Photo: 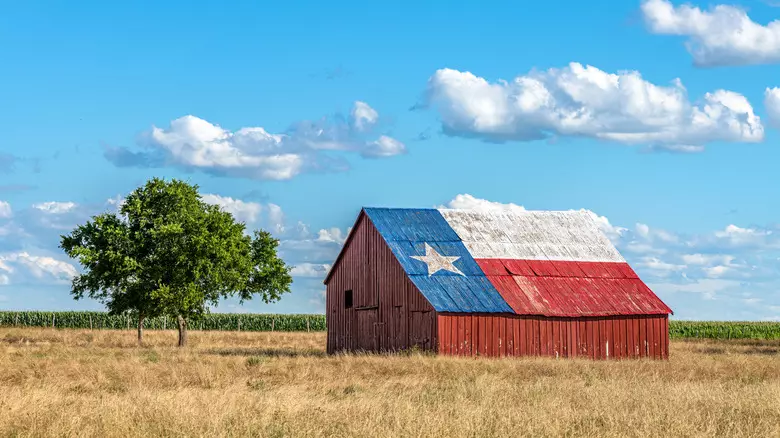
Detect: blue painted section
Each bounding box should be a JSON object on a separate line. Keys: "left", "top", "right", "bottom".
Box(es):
{"left": 365, "top": 208, "right": 461, "bottom": 242}
{"left": 364, "top": 208, "right": 512, "bottom": 313}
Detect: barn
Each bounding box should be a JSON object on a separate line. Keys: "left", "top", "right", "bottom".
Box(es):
{"left": 323, "top": 207, "right": 673, "bottom": 359}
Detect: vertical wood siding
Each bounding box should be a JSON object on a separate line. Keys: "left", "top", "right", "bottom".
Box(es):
{"left": 436, "top": 314, "right": 669, "bottom": 360}
{"left": 326, "top": 214, "right": 436, "bottom": 354}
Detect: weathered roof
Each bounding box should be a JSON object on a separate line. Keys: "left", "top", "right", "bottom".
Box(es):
{"left": 328, "top": 207, "right": 672, "bottom": 317}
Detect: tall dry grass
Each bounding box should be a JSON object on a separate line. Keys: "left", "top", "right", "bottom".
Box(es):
{"left": 1, "top": 328, "right": 779, "bottom": 437}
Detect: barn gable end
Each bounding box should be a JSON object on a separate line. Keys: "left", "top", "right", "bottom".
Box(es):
{"left": 325, "top": 211, "right": 436, "bottom": 354}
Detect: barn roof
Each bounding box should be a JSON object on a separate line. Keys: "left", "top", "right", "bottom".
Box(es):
{"left": 326, "top": 207, "right": 672, "bottom": 317}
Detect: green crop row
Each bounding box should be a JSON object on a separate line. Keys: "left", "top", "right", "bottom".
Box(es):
{"left": 0, "top": 311, "right": 326, "bottom": 332}
{"left": 669, "top": 320, "right": 780, "bottom": 340}
{"left": 1, "top": 313, "right": 779, "bottom": 339}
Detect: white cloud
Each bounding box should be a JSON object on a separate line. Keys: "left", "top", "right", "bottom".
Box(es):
{"left": 765, "top": 87, "right": 780, "bottom": 129}
{"left": 711, "top": 224, "right": 776, "bottom": 249}
{"left": 635, "top": 256, "right": 687, "bottom": 276}
{"left": 317, "top": 227, "right": 348, "bottom": 245}
{"left": 648, "top": 278, "right": 742, "bottom": 301}
{"left": 290, "top": 263, "right": 331, "bottom": 278}
{"left": 106, "top": 195, "right": 126, "bottom": 211}
{"left": 442, "top": 193, "right": 527, "bottom": 214}
{"left": 0, "top": 201, "right": 11, "bottom": 219}
{"left": 198, "top": 194, "right": 291, "bottom": 236}
{"left": 0, "top": 252, "right": 78, "bottom": 284}
{"left": 362, "top": 135, "right": 407, "bottom": 158}
{"left": 148, "top": 116, "right": 303, "bottom": 180}
{"left": 682, "top": 253, "right": 734, "bottom": 266}
{"left": 351, "top": 101, "right": 379, "bottom": 131}
{"left": 641, "top": 0, "right": 780, "bottom": 67}
{"left": 32, "top": 201, "right": 77, "bottom": 214}
{"left": 267, "top": 204, "right": 285, "bottom": 234}
{"left": 278, "top": 226, "right": 348, "bottom": 266}
{"left": 425, "top": 63, "right": 763, "bottom": 150}
{"left": 105, "top": 102, "right": 406, "bottom": 180}
{"left": 201, "top": 193, "right": 263, "bottom": 224}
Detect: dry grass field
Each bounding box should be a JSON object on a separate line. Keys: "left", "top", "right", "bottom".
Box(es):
{"left": 1, "top": 328, "right": 779, "bottom": 437}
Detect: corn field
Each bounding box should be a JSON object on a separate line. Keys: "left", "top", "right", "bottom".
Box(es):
{"left": 669, "top": 320, "right": 780, "bottom": 340}
{"left": 1, "top": 312, "right": 779, "bottom": 339}
{"left": 0, "top": 311, "right": 326, "bottom": 332}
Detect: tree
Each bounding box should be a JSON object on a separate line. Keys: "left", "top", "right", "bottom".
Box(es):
{"left": 60, "top": 177, "right": 293, "bottom": 346}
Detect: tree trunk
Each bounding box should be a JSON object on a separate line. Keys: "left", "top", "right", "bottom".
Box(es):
{"left": 137, "top": 314, "right": 145, "bottom": 346}
{"left": 177, "top": 315, "right": 188, "bottom": 347}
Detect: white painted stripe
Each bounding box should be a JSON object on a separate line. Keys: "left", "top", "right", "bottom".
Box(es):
{"left": 439, "top": 209, "right": 625, "bottom": 263}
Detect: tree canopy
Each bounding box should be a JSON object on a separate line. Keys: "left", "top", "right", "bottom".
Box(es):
{"left": 60, "top": 177, "right": 293, "bottom": 346}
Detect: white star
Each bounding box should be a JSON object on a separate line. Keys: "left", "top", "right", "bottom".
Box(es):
{"left": 410, "top": 243, "right": 465, "bottom": 277}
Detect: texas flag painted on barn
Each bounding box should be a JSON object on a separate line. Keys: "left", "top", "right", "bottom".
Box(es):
{"left": 362, "top": 208, "right": 672, "bottom": 317}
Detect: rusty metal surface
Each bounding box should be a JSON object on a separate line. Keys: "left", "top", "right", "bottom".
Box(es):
{"left": 437, "top": 314, "right": 670, "bottom": 360}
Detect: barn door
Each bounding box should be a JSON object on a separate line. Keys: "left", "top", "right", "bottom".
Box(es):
{"left": 356, "top": 309, "right": 378, "bottom": 352}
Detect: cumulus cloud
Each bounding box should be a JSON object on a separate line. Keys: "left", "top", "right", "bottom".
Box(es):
{"left": 105, "top": 102, "right": 406, "bottom": 181}
{"left": 0, "top": 201, "right": 11, "bottom": 219}
{"left": 351, "top": 101, "right": 379, "bottom": 131}
{"left": 362, "top": 135, "right": 407, "bottom": 158}
{"left": 641, "top": 0, "right": 780, "bottom": 67}
{"left": 0, "top": 252, "right": 78, "bottom": 285}
{"left": 32, "top": 201, "right": 77, "bottom": 214}
{"left": 316, "top": 228, "right": 348, "bottom": 245}
{"left": 441, "top": 193, "right": 527, "bottom": 214}
{"left": 201, "top": 194, "right": 263, "bottom": 224}
{"left": 424, "top": 63, "right": 763, "bottom": 151}
{"left": 290, "top": 263, "right": 331, "bottom": 278}
{"left": 765, "top": 87, "right": 780, "bottom": 129}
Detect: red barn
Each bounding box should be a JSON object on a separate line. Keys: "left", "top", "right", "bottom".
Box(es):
{"left": 324, "top": 207, "right": 673, "bottom": 359}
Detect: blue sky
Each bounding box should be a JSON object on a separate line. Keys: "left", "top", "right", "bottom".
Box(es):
{"left": 2, "top": 0, "right": 780, "bottom": 320}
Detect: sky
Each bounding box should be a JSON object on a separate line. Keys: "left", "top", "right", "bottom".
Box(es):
{"left": 2, "top": 0, "right": 780, "bottom": 320}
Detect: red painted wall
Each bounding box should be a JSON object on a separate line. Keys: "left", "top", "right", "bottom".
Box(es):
{"left": 326, "top": 213, "right": 437, "bottom": 354}
{"left": 437, "top": 314, "right": 669, "bottom": 359}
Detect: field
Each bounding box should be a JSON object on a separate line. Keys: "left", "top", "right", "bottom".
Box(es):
{"left": 3, "top": 311, "right": 780, "bottom": 340}
{"left": 1, "top": 328, "right": 779, "bottom": 437}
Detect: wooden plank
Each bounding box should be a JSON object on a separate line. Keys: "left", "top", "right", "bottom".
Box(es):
{"left": 499, "top": 317, "right": 507, "bottom": 357}
{"left": 471, "top": 315, "right": 478, "bottom": 356}
{"left": 646, "top": 317, "right": 655, "bottom": 359}
{"left": 463, "top": 315, "right": 471, "bottom": 356}
{"left": 444, "top": 315, "right": 452, "bottom": 355}
{"left": 568, "top": 320, "right": 576, "bottom": 358}
{"left": 484, "top": 316, "right": 492, "bottom": 357}
{"left": 491, "top": 316, "right": 500, "bottom": 357}
{"left": 513, "top": 317, "right": 521, "bottom": 356}
{"left": 664, "top": 316, "right": 670, "bottom": 360}
{"left": 533, "top": 318, "right": 541, "bottom": 356}
{"left": 547, "top": 319, "right": 554, "bottom": 357}
{"left": 457, "top": 316, "right": 466, "bottom": 356}
{"left": 479, "top": 316, "right": 487, "bottom": 356}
